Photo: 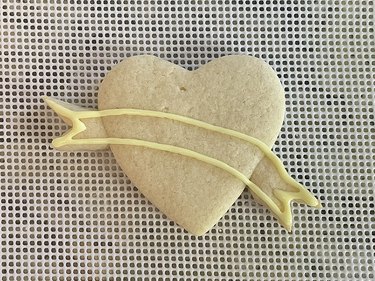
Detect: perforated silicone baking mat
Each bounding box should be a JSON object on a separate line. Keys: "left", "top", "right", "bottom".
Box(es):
{"left": 1, "top": 1, "right": 374, "bottom": 280}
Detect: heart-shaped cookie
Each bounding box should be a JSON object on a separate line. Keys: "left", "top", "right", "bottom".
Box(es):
{"left": 45, "top": 55, "right": 319, "bottom": 235}
{"left": 97, "top": 55, "right": 285, "bottom": 235}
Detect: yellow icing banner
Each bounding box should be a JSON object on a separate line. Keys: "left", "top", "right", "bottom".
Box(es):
{"left": 44, "top": 97, "right": 320, "bottom": 231}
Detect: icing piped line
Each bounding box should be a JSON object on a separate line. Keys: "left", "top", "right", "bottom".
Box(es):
{"left": 44, "top": 96, "right": 320, "bottom": 231}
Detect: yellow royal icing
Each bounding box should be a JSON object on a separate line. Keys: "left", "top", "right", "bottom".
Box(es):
{"left": 44, "top": 97, "right": 320, "bottom": 231}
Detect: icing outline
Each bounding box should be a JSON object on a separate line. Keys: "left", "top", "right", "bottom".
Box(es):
{"left": 44, "top": 97, "right": 320, "bottom": 231}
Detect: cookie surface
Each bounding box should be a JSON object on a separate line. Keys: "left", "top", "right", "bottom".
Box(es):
{"left": 98, "top": 55, "right": 285, "bottom": 235}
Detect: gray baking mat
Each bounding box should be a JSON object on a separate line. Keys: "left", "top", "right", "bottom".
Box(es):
{"left": 1, "top": 1, "right": 374, "bottom": 280}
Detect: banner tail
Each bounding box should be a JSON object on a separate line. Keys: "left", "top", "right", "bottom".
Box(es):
{"left": 44, "top": 96, "right": 109, "bottom": 151}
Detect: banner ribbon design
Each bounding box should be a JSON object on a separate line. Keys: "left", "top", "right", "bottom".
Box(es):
{"left": 45, "top": 97, "right": 321, "bottom": 231}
